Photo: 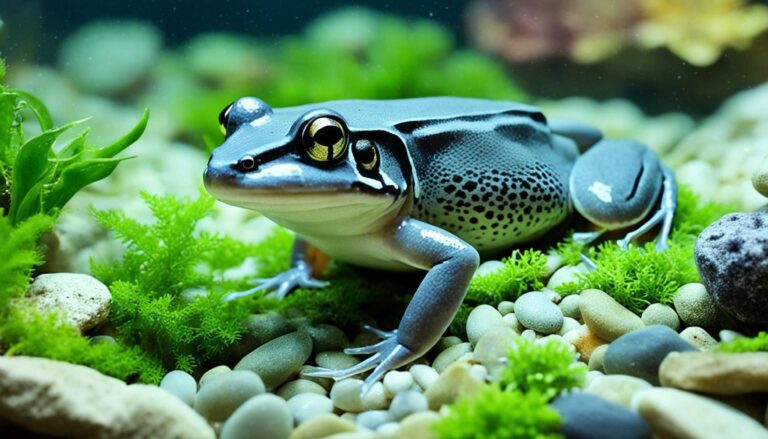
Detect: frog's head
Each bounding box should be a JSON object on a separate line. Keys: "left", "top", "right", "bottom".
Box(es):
{"left": 204, "top": 97, "right": 410, "bottom": 236}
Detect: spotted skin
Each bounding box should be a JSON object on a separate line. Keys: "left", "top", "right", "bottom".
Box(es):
{"left": 406, "top": 114, "right": 573, "bottom": 253}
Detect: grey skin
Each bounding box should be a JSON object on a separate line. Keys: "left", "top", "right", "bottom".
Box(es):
{"left": 204, "top": 96, "right": 676, "bottom": 394}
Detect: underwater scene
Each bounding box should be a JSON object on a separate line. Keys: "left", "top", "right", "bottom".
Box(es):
{"left": 1, "top": 0, "right": 768, "bottom": 437}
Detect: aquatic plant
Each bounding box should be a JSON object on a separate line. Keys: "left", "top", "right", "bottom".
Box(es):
{"left": 499, "top": 337, "right": 586, "bottom": 400}
{"left": 716, "top": 332, "right": 768, "bottom": 353}
{"left": 432, "top": 385, "right": 562, "bottom": 439}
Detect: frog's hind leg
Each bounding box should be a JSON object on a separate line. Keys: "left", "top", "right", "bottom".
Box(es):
{"left": 617, "top": 165, "right": 677, "bottom": 251}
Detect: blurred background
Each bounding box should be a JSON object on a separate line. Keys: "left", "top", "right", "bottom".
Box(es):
{"left": 0, "top": 0, "right": 767, "bottom": 240}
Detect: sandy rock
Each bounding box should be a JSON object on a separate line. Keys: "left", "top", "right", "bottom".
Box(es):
{"left": 424, "top": 362, "right": 484, "bottom": 410}
{"left": 660, "top": 351, "right": 768, "bottom": 395}
{"left": 26, "top": 273, "right": 111, "bottom": 333}
{"left": 580, "top": 289, "right": 644, "bottom": 341}
{"left": 752, "top": 153, "right": 768, "bottom": 197}
{"left": 466, "top": 304, "right": 505, "bottom": 346}
{"left": 679, "top": 326, "right": 718, "bottom": 351}
{"left": 585, "top": 374, "right": 653, "bottom": 408}
{"left": 393, "top": 411, "right": 441, "bottom": 439}
{"left": 473, "top": 325, "right": 518, "bottom": 378}
{"left": 563, "top": 325, "right": 609, "bottom": 362}
{"left": 0, "top": 356, "right": 214, "bottom": 438}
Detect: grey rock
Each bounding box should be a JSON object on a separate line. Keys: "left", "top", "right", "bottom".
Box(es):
{"left": 432, "top": 342, "right": 472, "bottom": 373}
{"left": 220, "top": 394, "right": 293, "bottom": 439}
{"left": 514, "top": 291, "right": 564, "bottom": 334}
{"left": 194, "top": 370, "right": 265, "bottom": 422}
{"left": 160, "top": 370, "right": 197, "bottom": 406}
{"left": 679, "top": 326, "right": 718, "bottom": 351}
{"left": 356, "top": 410, "right": 391, "bottom": 431}
{"left": 315, "top": 351, "right": 360, "bottom": 370}
{"left": 232, "top": 312, "right": 295, "bottom": 357}
{"left": 551, "top": 391, "right": 651, "bottom": 439}
{"left": 604, "top": 325, "right": 695, "bottom": 385}
{"left": 559, "top": 294, "right": 582, "bottom": 320}
{"left": 277, "top": 379, "right": 328, "bottom": 399}
{"left": 26, "top": 273, "right": 111, "bottom": 333}
{"left": 695, "top": 208, "right": 768, "bottom": 324}
{"left": 234, "top": 331, "right": 313, "bottom": 390}
{"left": 0, "top": 356, "right": 213, "bottom": 438}
{"left": 198, "top": 365, "right": 231, "bottom": 389}
{"left": 304, "top": 323, "right": 350, "bottom": 354}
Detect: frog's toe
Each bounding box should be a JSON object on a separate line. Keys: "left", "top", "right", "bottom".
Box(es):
{"left": 223, "top": 267, "right": 327, "bottom": 301}
{"left": 362, "top": 324, "right": 397, "bottom": 339}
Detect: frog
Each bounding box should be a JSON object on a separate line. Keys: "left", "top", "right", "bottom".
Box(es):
{"left": 204, "top": 96, "right": 676, "bottom": 394}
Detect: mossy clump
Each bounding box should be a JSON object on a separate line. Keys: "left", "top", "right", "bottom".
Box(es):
{"left": 716, "top": 332, "right": 768, "bottom": 353}
{"left": 500, "top": 337, "right": 587, "bottom": 400}
{"left": 432, "top": 385, "right": 562, "bottom": 439}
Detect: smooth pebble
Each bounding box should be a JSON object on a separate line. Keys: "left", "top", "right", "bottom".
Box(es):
{"left": 289, "top": 414, "right": 355, "bottom": 439}
{"left": 679, "top": 326, "right": 718, "bottom": 351}
{"left": 388, "top": 389, "right": 428, "bottom": 421}
{"left": 497, "top": 300, "right": 515, "bottom": 315}
{"left": 234, "top": 331, "right": 313, "bottom": 390}
{"left": 552, "top": 391, "right": 651, "bottom": 439}
{"left": 514, "top": 291, "right": 564, "bottom": 334}
{"left": 287, "top": 393, "right": 334, "bottom": 425}
{"left": 473, "top": 325, "right": 517, "bottom": 378}
{"left": 355, "top": 410, "right": 391, "bottom": 431}
{"left": 330, "top": 379, "right": 387, "bottom": 412}
{"left": 580, "top": 289, "right": 644, "bottom": 341}
{"left": 409, "top": 365, "right": 439, "bottom": 391}
{"left": 474, "top": 260, "right": 506, "bottom": 277}
{"left": 424, "top": 362, "right": 483, "bottom": 410}
{"left": 641, "top": 303, "right": 680, "bottom": 330}
{"left": 660, "top": 351, "right": 768, "bottom": 394}
{"left": 586, "top": 374, "right": 653, "bottom": 407}
{"left": 558, "top": 316, "right": 582, "bottom": 336}
{"left": 547, "top": 264, "right": 588, "bottom": 289}
{"left": 220, "top": 394, "right": 293, "bottom": 439}
{"left": 673, "top": 283, "right": 720, "bottom": 328}
{"left": 198, "top": 365, "right": 231, "bottom": 389}
{"left": 160, "top": 370, "right": 197, "bottom": 407}
{"left": 315, "top": 351, "right": 360, "bottom": 370}
{"left": 466, "top": 304, "right": 505, "bottom": 346}
{"left": 277, "top": 379, "right": 328, "bottom": 399}
{"left": 432, "top": 342, "right": 472, "bottom": 373}
{"left": 558, "top": 294, "right": 582, "bottom": 320}
{"left": 194, "top": 370, "right": 266, "bottom": 423}
{"left": 383, "top": 371, "right": 414, "bottom": 398}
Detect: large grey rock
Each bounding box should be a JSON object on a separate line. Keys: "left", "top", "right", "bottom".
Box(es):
{"left": 0, "top": 356, "right": 214, "bottom": 438}
{"left": 234, "top": 330, "right": 313, "bottom": 390}
{"left": 551, "top": 391, "right": 651, "bottom": 439}
{"left": 194, "top": 370, "right": 265, "bottom": 422}
{"left": 26, "top": 273, "right": 111, "bottom": 333}
{"left": 695, "top": 208, "right": 768, "bottom": 324}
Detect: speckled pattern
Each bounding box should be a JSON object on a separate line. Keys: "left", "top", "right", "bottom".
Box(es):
{"left": 407, "top": 115, "right": 572, "bottom": 252}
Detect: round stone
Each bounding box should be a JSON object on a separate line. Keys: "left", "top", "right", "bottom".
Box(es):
{"left": 232, "top": 313, "right": 295, "bottom": 359}
{"left": 330, "top": 379, "right": 387, "bottom": 412}
{"left": 752, "top": 153, "right": 768, "bottom": 197}
{"left": 304, "top": 324, "right": 349, "bottom": 355}
{"left": 580, "top": 289, "right": 644, "bottom": 341}
{"left": 514, "top": 291, "right": 564, "bottom": 334}
{"left": 220, "top": 394, "right": 293, "bottom": 439}
{"left": 475, "top": 260, "right": 506, "bottom": 277}
{"left": 432, "top": 343, "right": 472, "bottom": 373}
{"left": 587, "top": 344, "right": 609, "bottom": 372}
{"left": 545, "top": 252, "right": 564, "bottom": 277}
{"left": 641, "top": 304, "right": 680, "bottom": 330}
{"left": 679, "top": 327, "right": 718, "bottom": 351}
{"left": 424, "top": 362, "right": 484, "bottom": 411}
{"left": 393, "top": 411, "right": 442, "bottom": 438}
{"left": 383, "top": 371, "right": 414, "bottom": 398}
{"left": 198, "top": 365, "right": 231, "bottom": 389}
{"left": 277, "top": 379, "right": 328, "bottom": 399}
{"left": 356, "top": 410, "right": 391, "bottom": 431}
{"left": 315, "top": 351, "right": 360, "bottom": 370}
{"left": 547, "top": 264, "right": 589, "bottom": 289}
{"left": 558, "top": 317, "right": 582, "bottom": 336}
{"left": 466, "top": 304, "right": 504, "bottom": 346}
{"left": 434, "top": 336, "right": 463, "bottom": 353}
{"left": 290, "top": 414, "right": 355, "bottom": 438}
{"left": 585, "top": 374, "right": 653, "bottom": 407}
{"left": 234, "top": 331, "right": 313, "bottom": 390}
{"left": 388, "top": 389, "right": 428, "bottom": 421}
{"left": 287, "top": 393, "right": 334, "bottom": 425}
{"left": 409, "top": 365, "right": 439, "bottom": 391}
{"left": 559, "top": 294, "right": 582, "bottom": 320}
{"left": 26, "top": 273, "right": 112, "bottom": 333}
{"left": 603, "top": 325, "right": 696, "bottom": 385}
{"left": 497, "top": 300, "right": 515, "bottom": 315}
{"left": 194, "top": 370, "right": 265, "bottom": 422}
{"left": 673, "top": 283, "right": 720, "bottom": 328}
{"left": 473, "top": 326, "right": 518, "bottom": 378}
{"left": 563, "top": 325, "right": 608, "bottom": 362}
{"left": 551, "top": 391, "right": 651, "bottom": 439}
{"left": 159, "top": 370, "right": 197, "bottom": 406}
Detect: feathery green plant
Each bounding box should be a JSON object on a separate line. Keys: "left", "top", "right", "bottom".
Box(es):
{"left": 716, "top": 332, "right": 768, "bottom": 353}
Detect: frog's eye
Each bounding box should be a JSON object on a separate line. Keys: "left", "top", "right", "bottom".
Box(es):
{"left": 218, "top": 103, "right": 234, "bottom": 136}
{"left": 237, "top": 155, "right": 257, "bottom": 172}
{"left": 353, "top": 140, "right": 379, "bottom": 172}
{"left": 303, "top": 117, "right": 348, "bottom": 163}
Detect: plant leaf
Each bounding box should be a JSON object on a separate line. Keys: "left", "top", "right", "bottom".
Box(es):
{"left": 43, "top": 156, "right": 134, "bottom": 213}
{"left": 6, "top": 88, "right": 54, "bottom": 132}
{"left": 94, "top": 108, "right": 149, "bottom": 159}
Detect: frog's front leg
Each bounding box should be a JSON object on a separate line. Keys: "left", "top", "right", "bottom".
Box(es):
{"left": 224, "top": 238, "right": 328, "bottom": 301}
{"left": 303, "top": 218, "right": 480, "bottom": 394}
{"left": 570, "top": 139, "right": 677, "bottom": 250}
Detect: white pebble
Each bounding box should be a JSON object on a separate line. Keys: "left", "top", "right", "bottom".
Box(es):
{"left": 383, "top": 371, "right": 414, "bottom": 398}
{"left": 409, "top": 365, "right": 439, "bottom": 391}
{"left": 558, "top": 317, "right": 582, "bottom": 336}
{"left": 356, "top": 410, "right": 391, "bottom": 430}
{"left": 497, "top": 300, "right": 515, "bottom": 315}
{"left": 330, "top": 379, "right": 366, "bottom": 412}
{"left": 521, "top": 329, "right": 537, "bottom": 340}
{"left": 469, "top": 364, "right": 488, "bottom": 382}
{"left": 466, "top": 304, "right": 505, "bottom": 346}
{"left": 502, "top": 313, "right": 521, "bottom": 332}
{"left": 585, "top": 370, "right": 604, "bottom": 387}
{"left": 287, "top": 393, "right": 333, "bottom": 425}
{"left": 719, "top": 329, "right": 746, "bottom": 343}
{"left": 475, "top": 260, "right": 506, "bottom": 277}
{"left": 377, "top": 422, "right": 400, "bottom": 437}
{"left": 159, "top": 370, "right": 196, "bottom": 406}
{"left": 388, "top": 389, "right": 428, "bottom": 421}
{"left": 362, "top": 382, "right": 389, "bottom": 410}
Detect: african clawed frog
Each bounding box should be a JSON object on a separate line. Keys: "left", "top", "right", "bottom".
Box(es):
{"left": 204, "top": 97, "right": 676, "bottom": 393}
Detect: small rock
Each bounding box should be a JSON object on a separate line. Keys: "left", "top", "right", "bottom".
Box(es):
{"left": 660, "top": 351, "right": 768, "bottom": 394}
{"left": 559, "top": 294, "right": 582, "bottom": 320}
{"left": 376, "top": 422, "right": 400, "bottom": 437}
{"left": 393, "top": 411, "right": 441, "bottom": 439}
{"left": 89, "top": 335, "right": 116, "bottom": 345}
{"left": 673, "top": 283, "right": 720, "bottom": 328}
{"left": 198, "top": 365, "right": 231, "bottom": 389}
{"left": 466, "top": 304, "right": 504, "bottom": 346}
{"left": 695, "top": 208, "right": 768, "bottom": 324}
{"left": 752, "top": 153, "right": 768, "bottom": 197}
{"left": 547, "top": 264, "right": 589, "bottom": 289}
{"left": 235, "top": 331, "right": 313, "bottom": 390}
{"left": 551, "top": 391, "right": 651, "bottom": 439}
{"left": 315, "top": 351, "right": 360, "bottom": 370}
{"left": 563, "top": 325, "right": 608, "bottom": 362}
{"left": 383, "top": 371, "right": 414, "bottom": 398}
{"left": 502, "top": 313, "right": 521, "bottom": 332}
{"left": 289, "top": 414, "right": 355, "bottom": 439}
{"left": 160, "top": 370, "right": 197, "bottom": 406}
{"left": 0, "top": 356, "right": 214, "bottom": 439}
{"left": 475, "top": 260, "right": 506, "bottom": 276}
{"left": 580, "top": 289, "right": 644, "bottom": 341}
{"left": 432, "top": 342, "right": 472, "bottom": 373}
{"left": 514, "top": 291, "right": 564, "bottom": 334}
{"left": 679, "top": 326, "right": 718, "bottom": 351}
{"left": 424, "top": 362, "right": 484, "bottom": 410}
{"left": 587, "top": 344, "right": 609, "bottom": 372}
{"left": 233, "top": 312, "right": 295, "bottom": 356}
{"left": 632, "top": 387, "right": 768, "bottom": 439}
{"left": 26, "top": 273, "right": 111, "bottom": 333}
{"left": 641, "top": 303, "right": 680, "bottom": 330}
{"left": 469, "top": 364, "right": 488, "bottom": 382}
{"left": 434, "top": 336, "right": 463, "bottom": 353}
{"left": 299, "top": 365, "right": 333, "bottom": 391}
{"left": 221, "top": 394, "right": 293, "bottom": 439}
{"left": 409, "top": 365, "right": 439, "bottom": 391}
{"left": 585, "top": 370, "right": 605, "bottom": 387}
{"left": 304, "top": 324, "right": 350, "bottom": 355}
{"left": 194, "top": 370, "right": 265, "bottom": 423}
{"left": 287, "top": 393, "right": 334, "bottom": 425}
{"left": 545, "top": 252, "right": 565, "bottom": 277}
{"left": 355, "top": 410, "right": 391, "bottom": 431}
{"left": 277, "top": 379, "right": 328, "bottom": 399}
{"left": 497, "top": 300, "right": 515, "bottom": 315}
{"left": 585, "top": 374, "right": 653, "bottom": 408}
{"left": 330, "top": 379, "right": 387, "bottom": 412}
{"left": 558, "top": 316, "right": 582, "bottom": 336}
{"left": 473, "top": 325, "right": 517, "bottom": 378}
{"left": 603, "top": 325, "right": 696, "bottom": 385}
{"left": 388, "top": 389, "right": 428, "bottom": 421}
{"left": 520, "top": 328, "right": 537, "bottom": 340}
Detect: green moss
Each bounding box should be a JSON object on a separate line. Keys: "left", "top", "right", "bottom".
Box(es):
{"left": 432, "top": 385, "right": 562, "bottom": 439}
{"left": 552, "top": 236, "right": 586, "bottom": 266}
{"left": 499, "top": 337, "right": 586, "bottom": 400}
{"left": 0, "top": 214, "right": 53, "bottom": 310}
{"left": 716, "top": 332, "right": 768, "bottom": 353}
{"left": 554, "top": 185, "right": 735, "bottom": 314}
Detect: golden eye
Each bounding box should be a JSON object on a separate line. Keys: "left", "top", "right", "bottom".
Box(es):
{"left": 304, "top": 117, "right": 348, "bottom": 162}
{"left": 353, "top": 139, "right": 379, "bottom": 172}
{"left": 218, "top": 103, "right": 233, "bottom": 136}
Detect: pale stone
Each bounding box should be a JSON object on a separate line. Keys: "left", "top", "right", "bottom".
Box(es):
{"left": 424, "top": 362, "right": 484, "bottom": 410}
{"left": 586, "top": 374, "right": 653, "bottom": 408}
{"left": 679, "top": 327, "right": 718, "bottom": 351}
{"left": 393, "top": 411, "right": 441, "bottom": 439}
{"left": 580, "top": 289, "right": 644, "bottom": 341}
{"left": 26, "top": 273, "right": 111, "bottom": 333}
{"left": 288, "top": 414, "right": 355, "bottom": 439}
{"left": 660, "top": 351, "right": 768, "bottom": 395}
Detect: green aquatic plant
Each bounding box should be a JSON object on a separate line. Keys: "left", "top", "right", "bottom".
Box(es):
{"left": 90, "top": 191, "right": 272, "bottom": 372}
{"left": 0, "top": 63, "right": 147, "bottom": 225}
{"left": 432, "top": 385, "right": 562, "bottom": 439}
{"left": 499, "top": 337, "right": 587, "bottom": 400}
{"left": 716, "top": 332, "right": 768, "bottom": 353}
{"left": 0, "top": 214, "right": 53, "bottom": 311}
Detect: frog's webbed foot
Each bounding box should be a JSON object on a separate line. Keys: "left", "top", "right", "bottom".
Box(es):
{"left": 303, "top": 328, "right": 416, "bottom": 396}
{"left": 616, "top": 165, "right": 677, "bottom": 252}
{"left": 224, "top": 262, "right": 328, "bottom": 301}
